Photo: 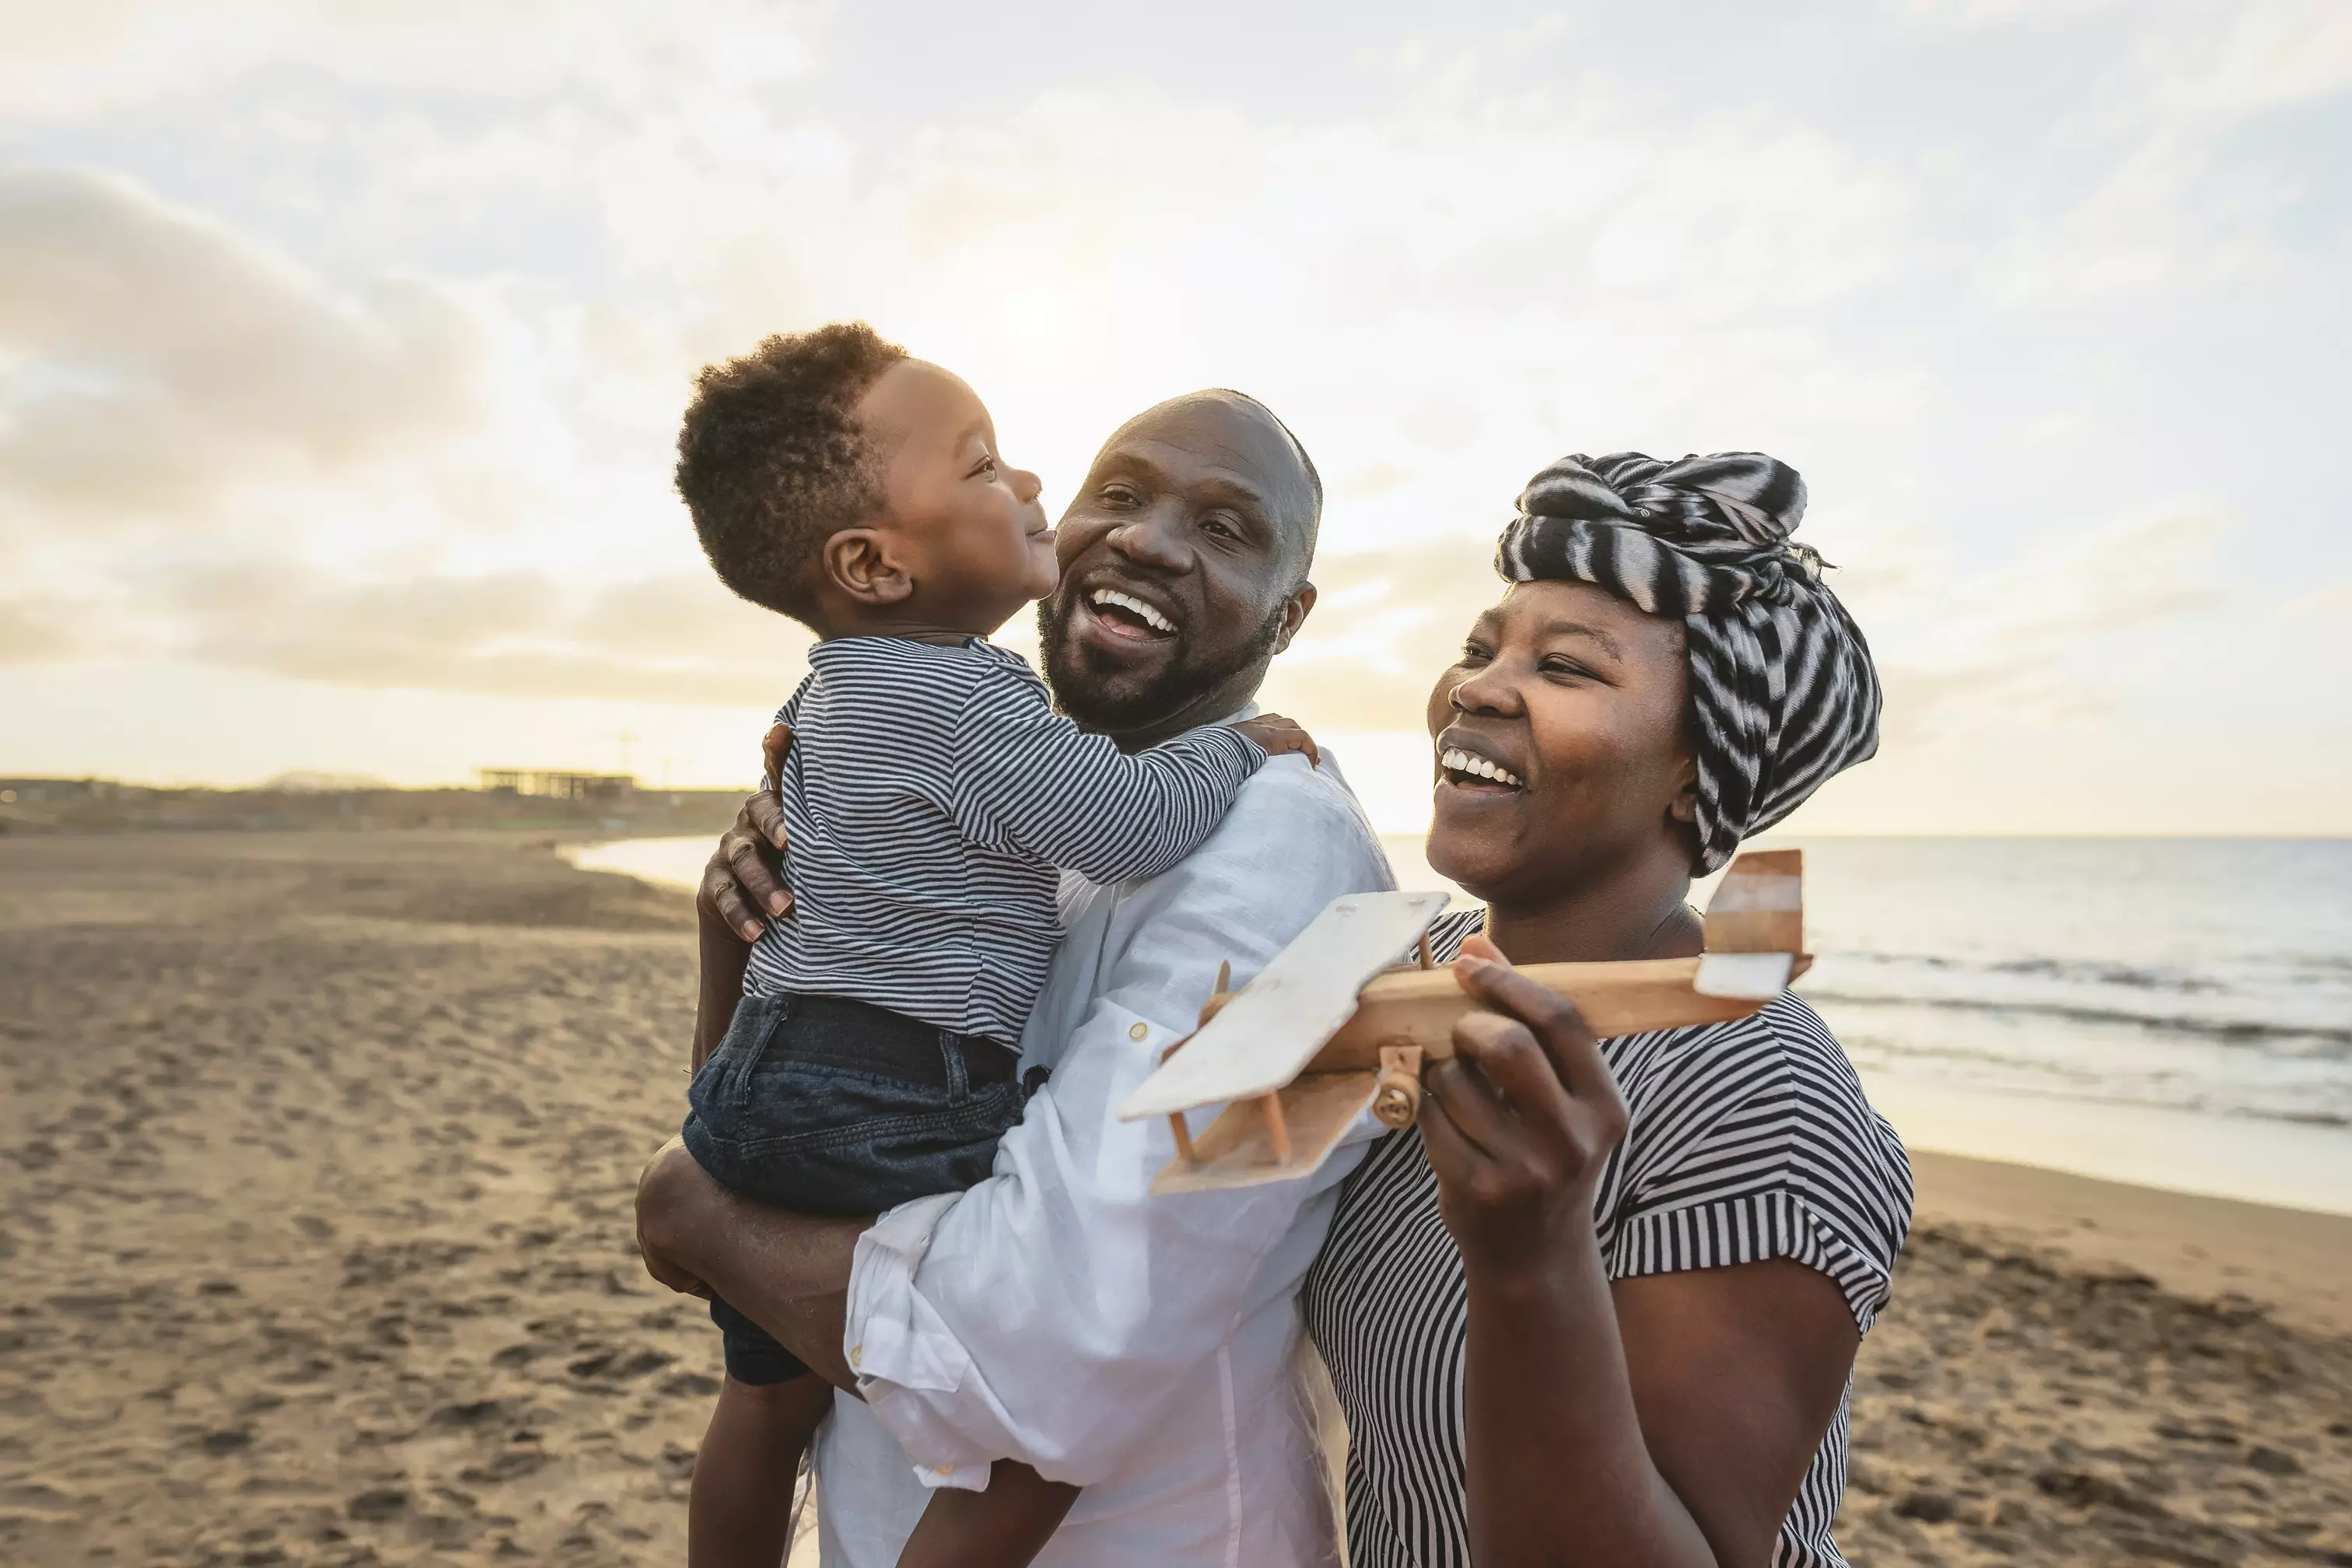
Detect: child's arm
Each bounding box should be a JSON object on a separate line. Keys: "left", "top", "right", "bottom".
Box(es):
{"left": 951, "top": 663, "right": 1318, "bottom": 885}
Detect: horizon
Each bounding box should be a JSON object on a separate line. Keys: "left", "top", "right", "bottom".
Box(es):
{"left": 5, "top": 2, "right": 2349, "bottom": 836}
{"left": 10, "top": 769, "right": 2350, "bottom": 845}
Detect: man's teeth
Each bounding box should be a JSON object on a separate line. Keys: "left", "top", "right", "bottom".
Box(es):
{"left": 1440, "top": 747, "right": 1524, "bottom": 789}
{"left": 1089, "top": 588, "right": 1176, "bottom": 635}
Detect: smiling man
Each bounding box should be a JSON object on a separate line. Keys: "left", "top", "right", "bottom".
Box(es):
{"left": 639, "top": 389, "right": 1395, "bottom": 1566}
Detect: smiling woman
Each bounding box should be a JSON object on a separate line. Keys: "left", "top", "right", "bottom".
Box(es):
{"left": 1304, "top": 449, "right": 1906, "bottom": 1568}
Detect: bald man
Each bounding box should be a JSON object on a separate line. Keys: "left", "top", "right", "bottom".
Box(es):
{"left": 639, "top": 391, "right": 1394, "bottom": 1566}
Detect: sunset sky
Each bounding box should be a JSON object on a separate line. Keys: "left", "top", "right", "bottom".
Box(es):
{"left": 3, "top": 0, "right": 2347, "bottom": 834}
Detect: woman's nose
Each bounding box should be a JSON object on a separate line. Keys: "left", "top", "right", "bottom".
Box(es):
{"left": 1450, "top": 661, "right": 1520, "bottom": 716}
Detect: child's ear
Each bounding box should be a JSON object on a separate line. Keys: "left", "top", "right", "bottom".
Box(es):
{"left": 821, "top": 529, "right": 915, "bottom": 607}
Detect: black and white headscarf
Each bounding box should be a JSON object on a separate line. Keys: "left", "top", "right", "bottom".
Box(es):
{"left": 1495, "top": 451, "right": 1881, "bottom": 874}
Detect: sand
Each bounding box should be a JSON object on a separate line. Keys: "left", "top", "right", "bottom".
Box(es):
{"left": 3, "top": 833, "right": 2347, "bottom": 1566}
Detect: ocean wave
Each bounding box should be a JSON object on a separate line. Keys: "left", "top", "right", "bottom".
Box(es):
{"left": 1802, "top": 989, "right": 2352, "bottom": 1055}
{"left": 1824, "top": 950, "right": 2227, "bottom": 995}
{"left": 1833, "top": 1029, "right": 2352, "bottom": 1130}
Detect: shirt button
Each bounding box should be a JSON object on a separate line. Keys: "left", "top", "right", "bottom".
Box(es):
{"left": 849, "top": 1344, "right": 863, "bottom": 1370}
{"left": 1129, "top": 1022, "right": 1150, "bottom": 1041}
{"left": 940, "top": 1465, "right": 957, "bottom": 1478}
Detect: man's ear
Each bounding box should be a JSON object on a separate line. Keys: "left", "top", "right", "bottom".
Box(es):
{"left": 821, "top": 529, "right": 915, "bottom": 607}
{"left": 1271, "top": 581, "right": 1317, "bottom": 655}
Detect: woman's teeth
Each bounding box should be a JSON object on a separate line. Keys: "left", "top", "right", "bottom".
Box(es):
{"left": 1089, "top": 588, "right": 1175, "bottom": 635}
{"left": 1440, "top": 747, "right": 1524, "bottom": 789}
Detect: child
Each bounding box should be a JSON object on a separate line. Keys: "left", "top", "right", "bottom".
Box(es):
{"left": 670, "top": 322, "right": 1319, "bottom": 1568}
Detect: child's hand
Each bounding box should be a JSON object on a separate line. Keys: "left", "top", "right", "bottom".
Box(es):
{"left": 1236, "top": 713, "right": 1321, "bottom": 768}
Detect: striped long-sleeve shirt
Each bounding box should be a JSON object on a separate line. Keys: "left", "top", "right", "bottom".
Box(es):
{"left": 741, "top": 635, "right": 1266, "bottom": 1041}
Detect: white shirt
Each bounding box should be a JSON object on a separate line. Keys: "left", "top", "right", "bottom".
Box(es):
{"left": 814, "top": 743, "right": 1395, "bottom": 1568}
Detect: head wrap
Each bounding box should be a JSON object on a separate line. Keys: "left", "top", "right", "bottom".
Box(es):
{"left": 1493, "top": 451, "right": 1881, "bottom": 873}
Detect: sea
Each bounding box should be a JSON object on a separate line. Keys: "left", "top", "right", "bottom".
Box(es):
{"left": 569, "top": 834, "right": 2352, "bottom": 1217}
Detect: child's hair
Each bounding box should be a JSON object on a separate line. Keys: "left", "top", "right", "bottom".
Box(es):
{"left": 675, "top": 321, "right": 909, "bottom": 623}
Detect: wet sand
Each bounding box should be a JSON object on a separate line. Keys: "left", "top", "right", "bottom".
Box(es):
{"left": 2, "top": 833, "right": 2346, "bottom": 1566}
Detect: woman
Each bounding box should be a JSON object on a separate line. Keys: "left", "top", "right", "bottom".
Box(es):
{"left": 653, "top": 449, "right": 1908, "bottom": 1567}
{"left": 1303, "top": 450, "right": 1907, "bottom": 1567}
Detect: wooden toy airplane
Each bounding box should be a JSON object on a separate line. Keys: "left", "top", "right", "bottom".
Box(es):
{"left": 1118, "top": 849, "right": 1808, "bottom": 1195}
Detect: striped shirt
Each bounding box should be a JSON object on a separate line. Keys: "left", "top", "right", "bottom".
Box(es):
{"left": 1301, "top": 907, "right": 1914, "bottom": 1568}
{"left": 742, "top": 635, "right": 1265, "bottom": 1041}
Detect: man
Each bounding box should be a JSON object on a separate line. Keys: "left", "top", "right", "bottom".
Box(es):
{"left": 638, "top": 389, "right": 1393, "bottom": 1566}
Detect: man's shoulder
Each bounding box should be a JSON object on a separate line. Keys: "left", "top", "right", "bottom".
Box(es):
{"left": 1188, "top": 749, "right": 1391, "bottom": 891}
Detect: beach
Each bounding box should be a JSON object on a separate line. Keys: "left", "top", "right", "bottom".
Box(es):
{"left": 2, "top": 833, "right": 2347, "bottom": 1566}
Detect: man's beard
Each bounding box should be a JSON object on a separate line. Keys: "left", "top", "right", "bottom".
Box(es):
{"left": 1037, "top": 591, "right": 1289, "bottom": 734}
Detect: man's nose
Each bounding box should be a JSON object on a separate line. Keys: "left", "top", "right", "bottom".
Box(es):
{"left": 1107, "top": 506, "right": 1189, "bottom": 572}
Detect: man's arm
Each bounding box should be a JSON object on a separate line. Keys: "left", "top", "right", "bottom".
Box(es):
{"left": 847, "top": 761, "right": 1395, "bottom": 1487}
{"left": 689, "top": 723, "right": 794, "bottom": 1070}
{"left": 636, "top": 1137, "right": 863, "bottom": 1388}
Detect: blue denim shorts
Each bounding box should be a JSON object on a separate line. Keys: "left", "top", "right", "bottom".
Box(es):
{"left": 681, "top": 989, "right": 1025, "bottom": 1385}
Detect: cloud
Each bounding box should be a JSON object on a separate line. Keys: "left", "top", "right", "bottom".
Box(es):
{"left": 0, "top": 597, "right": 77, "bottom": 661}
{"left": 2132, "top": 0, "right": 2352, "bottom": 116}
{"left": 2287, "top": 580, "right": 2352, "bottom": 619}
{"left": 0, "top": 164, "right": 485, "bottom": 528}
{"left": 0, "top": 1, "right": 827, "bottom": 121}
{"left": 1969, "top": 0, "right": 2350, "bottom": 307}
{"left": 1857, "top": 507, "right": 2231, "bottom": 741}
{"left": 97, "top": 558, "right": 813, "bottom": 707}
{"left": 1257, "top": 507, "right": 2231, "bottom": 742}
{"left": 1259, "top": 536, "right": 1508, "bottom": 731}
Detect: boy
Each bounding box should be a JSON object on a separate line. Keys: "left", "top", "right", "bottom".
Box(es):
{"left": 670, "top": 323, "right": 1318, "bottom": 1567}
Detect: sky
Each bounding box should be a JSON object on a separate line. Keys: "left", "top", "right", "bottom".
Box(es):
{"left": 2, "top": 0, "right": 2347, "bottom": 835}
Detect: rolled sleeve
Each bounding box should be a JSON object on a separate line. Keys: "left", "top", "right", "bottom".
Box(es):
{"left": 849, "top": 1195, "right": 993, "bottom": 1490}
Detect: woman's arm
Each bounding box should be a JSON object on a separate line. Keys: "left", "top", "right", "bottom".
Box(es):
{"left": 1422, "top": 943, "right": 1860, "bottom": 1568}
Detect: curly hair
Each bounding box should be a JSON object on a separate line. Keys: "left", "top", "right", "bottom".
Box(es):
{"left": 675, "top": 321, "right": 908, "bottom": 625}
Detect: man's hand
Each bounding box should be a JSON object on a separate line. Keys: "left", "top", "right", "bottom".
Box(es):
{"left": 632, "top": 1136, "right": 866, "bottom": 1391}
{"left": 697, "top": 723, "right": 794, "bottom": 942}
{"left": 635, "top": 1138, "right": 715, "bottom": 1300}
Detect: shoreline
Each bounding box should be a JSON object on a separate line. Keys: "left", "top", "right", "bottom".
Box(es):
{"left": 1906, "top": 1150, "right": 2352, "bottom": 1338}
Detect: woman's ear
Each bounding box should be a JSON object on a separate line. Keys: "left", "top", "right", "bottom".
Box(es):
{"left": 1667, "top": 752, "right": 1700, "bottom": 826}
{"left": 821, "top": 529, "right": 915, "bottom": 607}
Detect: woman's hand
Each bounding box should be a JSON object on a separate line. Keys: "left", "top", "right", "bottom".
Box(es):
{"left": 698, "top": 722, "right": 794, "bottom": 943}
{"left": 1419, "top": 933, "right": 1630, "bottom": 1281}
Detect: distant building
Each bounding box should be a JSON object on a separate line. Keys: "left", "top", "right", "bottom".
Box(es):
{"left": 0, "top": 779, "right": 116, "bottom": 804}
{"left": 476, "top": 768, "right": 637, "bottom": 803}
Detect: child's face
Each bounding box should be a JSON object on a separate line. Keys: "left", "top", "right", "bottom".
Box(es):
{"left": 854, "top": 360, "right": 1056, "bottom": 632}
